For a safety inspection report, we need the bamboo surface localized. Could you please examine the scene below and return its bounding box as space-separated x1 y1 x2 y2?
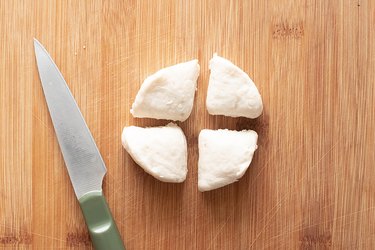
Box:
1 0 374 249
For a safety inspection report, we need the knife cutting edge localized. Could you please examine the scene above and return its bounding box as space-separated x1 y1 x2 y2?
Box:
33 38 125 250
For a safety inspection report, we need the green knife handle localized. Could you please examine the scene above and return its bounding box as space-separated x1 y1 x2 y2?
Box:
79 191 125 250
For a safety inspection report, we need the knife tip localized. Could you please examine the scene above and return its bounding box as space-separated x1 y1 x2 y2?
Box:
33 38 46 56
33 37 40 46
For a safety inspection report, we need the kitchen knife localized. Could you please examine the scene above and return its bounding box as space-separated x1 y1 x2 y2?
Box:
33 38 125 250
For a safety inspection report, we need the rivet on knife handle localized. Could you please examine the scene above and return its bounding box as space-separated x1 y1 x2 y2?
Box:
79 191 125 250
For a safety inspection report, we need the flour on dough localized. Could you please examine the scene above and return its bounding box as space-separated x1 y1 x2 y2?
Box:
206 54 263 118
131 60 200 121
198 129 258 191
122 123 188 183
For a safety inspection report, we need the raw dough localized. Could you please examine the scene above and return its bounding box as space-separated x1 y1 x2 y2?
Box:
206 54 263 118
131 60 200 121
122 123 188 183
198 129 258 191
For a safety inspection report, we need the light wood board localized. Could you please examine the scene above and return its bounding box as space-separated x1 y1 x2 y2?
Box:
1 0 375 249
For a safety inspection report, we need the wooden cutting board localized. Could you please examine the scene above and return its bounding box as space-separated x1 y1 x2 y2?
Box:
1 0 374 249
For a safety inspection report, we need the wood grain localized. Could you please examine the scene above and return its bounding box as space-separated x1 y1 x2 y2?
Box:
1 0 374 249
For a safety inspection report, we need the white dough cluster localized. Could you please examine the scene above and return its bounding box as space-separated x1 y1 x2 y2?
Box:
122 123 187 183
198 129 258 191
207 54 263 118
131 60 200 122
123 55 262 191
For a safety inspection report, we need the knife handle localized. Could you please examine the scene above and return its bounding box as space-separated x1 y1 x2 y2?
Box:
79 191 125 250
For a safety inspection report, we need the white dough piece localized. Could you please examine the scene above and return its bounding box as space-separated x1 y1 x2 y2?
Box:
122 123 188 183
206 54 263 118
131 60 200 121
198 129 258 191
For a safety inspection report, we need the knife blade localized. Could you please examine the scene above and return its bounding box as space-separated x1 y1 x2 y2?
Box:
34 38 125 250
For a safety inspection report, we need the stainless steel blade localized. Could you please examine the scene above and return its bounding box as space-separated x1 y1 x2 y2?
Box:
34 38 106 199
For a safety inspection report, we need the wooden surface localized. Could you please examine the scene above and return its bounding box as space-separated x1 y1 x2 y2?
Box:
1 0 374 249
